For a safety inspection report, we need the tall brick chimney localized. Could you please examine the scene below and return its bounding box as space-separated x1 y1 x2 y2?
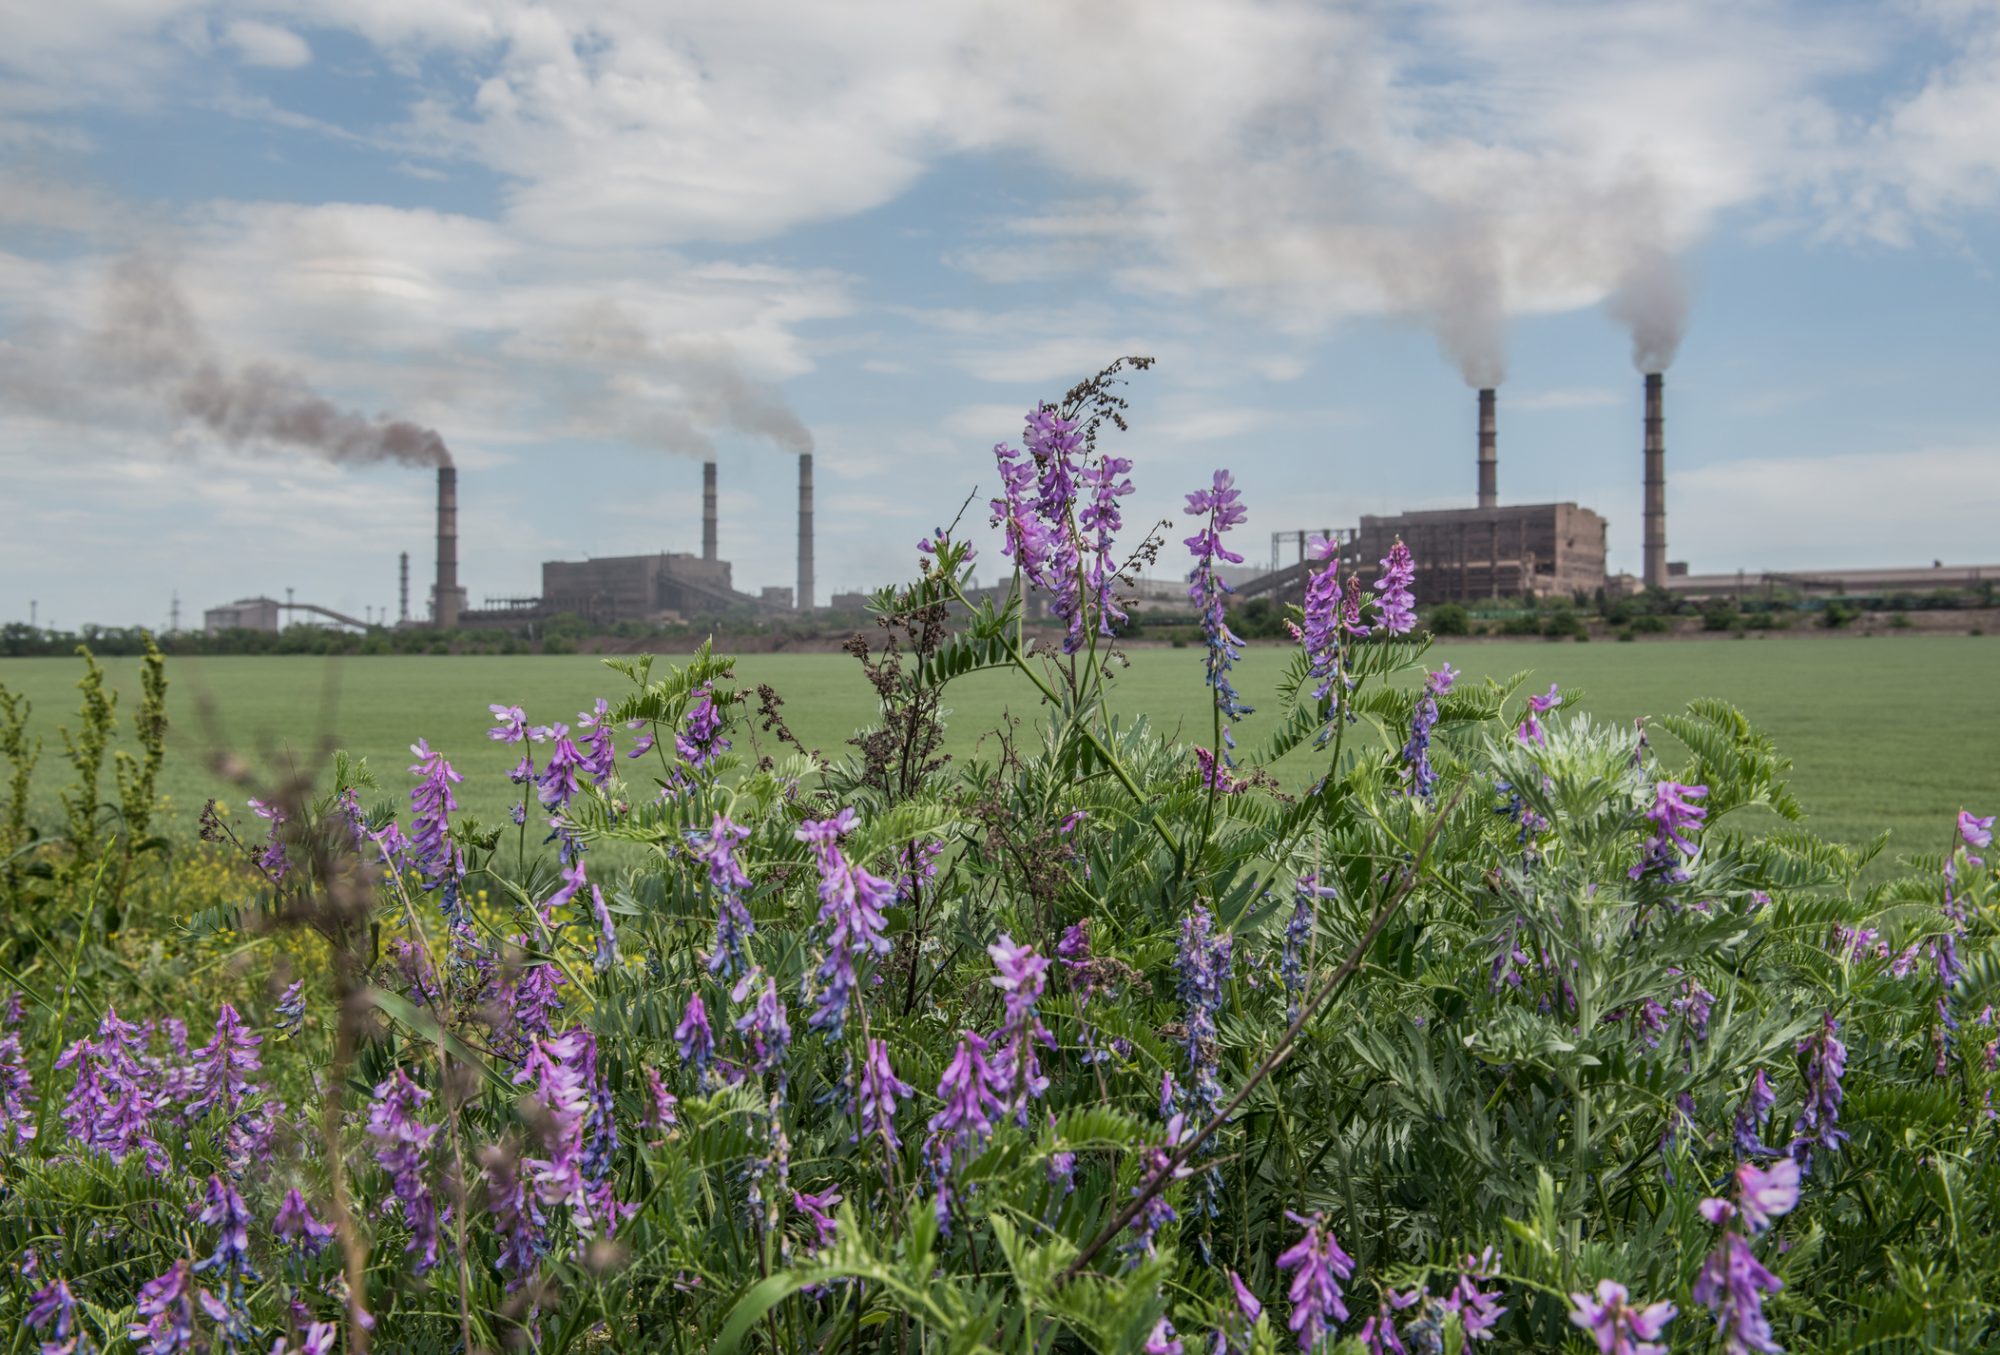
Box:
1643 372 1667 590
1477 387 1497 510
702 461 718 563
433 466 463 629
796 453 814 612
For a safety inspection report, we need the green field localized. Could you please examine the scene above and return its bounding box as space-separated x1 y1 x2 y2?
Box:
3 635 1996 869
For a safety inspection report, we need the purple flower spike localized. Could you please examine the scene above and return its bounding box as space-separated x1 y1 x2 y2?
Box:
675 994 715 1073
1733 1068 1778 1157
677 685 731 770
366 1068 440 1274
1790 1011 1848 1173
0 1028 36 1148
1960 809 1993 865
855 1037 914 1150
129 1259 202 1355
195 1174 254 1276
1144 1317 1185 1355
1692 1232 1783 1355
27 1278 80 1349
274 1187 335 1256
1630 781 1708 884
1277 1210 1355 1350
1567 1279 1676 1355
1184 469 1254 747
1373 538 1417 634
695 815 755 978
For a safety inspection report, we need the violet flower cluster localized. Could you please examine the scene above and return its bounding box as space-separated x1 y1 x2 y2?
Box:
797 809 895 1040
406 739 465 913
988 406 1130 654
1790 1011 1848 1173
1401 662 1457 799
693 813 755 978
1693 1158 1799 1355
1278 1209 1356 1350
1630 780 1708 884
1185 469 1253 762
1568 1279 1677 1355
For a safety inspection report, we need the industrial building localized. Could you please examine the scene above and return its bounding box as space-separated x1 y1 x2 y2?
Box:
457 455 810 627
1351 501 1608 604
203 597 281 633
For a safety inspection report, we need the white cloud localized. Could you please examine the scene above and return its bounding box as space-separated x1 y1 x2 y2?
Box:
224 19 312 68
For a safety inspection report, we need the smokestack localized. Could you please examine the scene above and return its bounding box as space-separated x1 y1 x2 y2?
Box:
1643 373 1667 590
434 466 462 629
399 552 409 623
797 453 814 612
1476 387 1497 510
702 461 718 562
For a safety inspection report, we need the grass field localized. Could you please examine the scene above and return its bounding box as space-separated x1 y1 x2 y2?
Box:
3 635 1996 872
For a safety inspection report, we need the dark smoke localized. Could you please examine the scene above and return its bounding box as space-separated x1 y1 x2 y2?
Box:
1607 245 1689 374
1 253 450 467
178 362 450 467
557 301 815 457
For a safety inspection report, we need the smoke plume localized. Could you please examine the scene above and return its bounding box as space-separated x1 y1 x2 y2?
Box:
1 253 450 467
556 301 815 457
1607 245 1690 374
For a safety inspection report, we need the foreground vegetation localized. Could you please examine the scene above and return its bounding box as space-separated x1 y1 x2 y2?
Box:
2 376 1995 1353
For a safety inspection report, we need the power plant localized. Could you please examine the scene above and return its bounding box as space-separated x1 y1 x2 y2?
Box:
204 455 814 633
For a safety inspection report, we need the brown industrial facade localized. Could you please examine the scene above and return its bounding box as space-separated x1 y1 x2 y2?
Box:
1352 502 1607 604
539 553 742 622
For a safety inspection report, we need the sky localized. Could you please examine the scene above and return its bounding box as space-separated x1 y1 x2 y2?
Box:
5 0 2000 630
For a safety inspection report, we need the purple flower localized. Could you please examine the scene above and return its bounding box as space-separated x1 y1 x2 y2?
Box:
27 1278 81 1351
195 1174 254 1276
1790 1011 1848 1173
1144 1317 1184 1355
481 1142 546 1284
406 738 465 902
1359 1288 1421 1355
1277 1210 1355 1350
793 1186 842 1255
854 1037 914 1150
1692 1232 1783 1355
1372 538 1417 634
1732 1157 1801 1235
1567 1279 1675 1355
0 1029 35 1148
515 1029 621 1237
1125 1116 1192 1257
185 1002 262 1123
1078 450 1135 645
677 685 730 770
273 981 305 1041
1630 781 1708 884
990 437 1055 585
1446 1247 1507 1341
366 1068 440 1273
273 1187 335 1256
1733 1068 1778 1157
488 704 530 743
248 796 289 881
644 1066 679 1134
1959 809 1993 864
798 813 896 1039
1185 470 1254 749
128 1259 202 1355
733 971 792 1076
988 934 1055 1119
576 698 618 782
927 1031 1006 1168
1230 1270 1263 1322
675 994 715 1073
1401 665 1453 799
694 815 755 978
1301 535 1349 740
535 723 586 810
